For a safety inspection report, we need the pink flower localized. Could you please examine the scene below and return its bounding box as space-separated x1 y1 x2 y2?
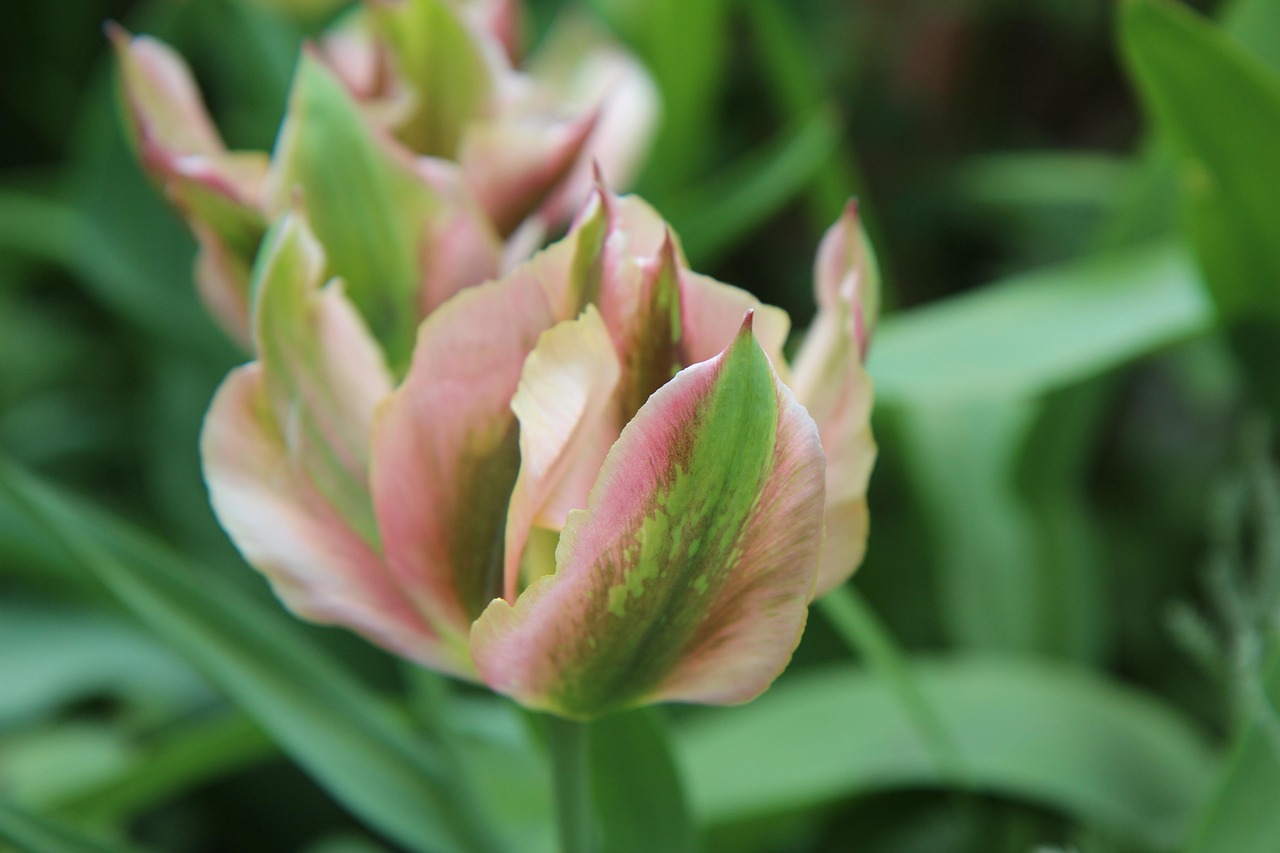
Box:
201 187 876 718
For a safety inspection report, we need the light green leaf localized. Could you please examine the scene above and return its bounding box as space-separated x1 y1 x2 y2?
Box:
1187 647 1280 853
676 659 1216 850
870 241 1211 404
0 600 209 727
1122 0 1280 321
0 456 499 853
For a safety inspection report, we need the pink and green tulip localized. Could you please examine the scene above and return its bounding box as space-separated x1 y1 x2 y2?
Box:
203 187 876 719
111 0 657 360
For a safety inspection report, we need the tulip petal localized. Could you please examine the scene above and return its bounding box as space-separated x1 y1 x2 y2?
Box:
471 315 827 719
460 108 599 237
251 214 394 544
370 239 581 635
503 306 621 601
791 205 879 596
204 216 467 672
111 27 268 341
202 365 466 674
270 53 498 369
372 0 496 158
680 270 792 380
814 200 880 357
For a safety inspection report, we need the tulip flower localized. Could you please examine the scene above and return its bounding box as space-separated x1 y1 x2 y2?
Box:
111 0 657 359
202 186 876 718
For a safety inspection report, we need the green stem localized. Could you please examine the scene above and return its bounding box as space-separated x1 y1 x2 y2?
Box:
818 585 972 787
547 715 594 853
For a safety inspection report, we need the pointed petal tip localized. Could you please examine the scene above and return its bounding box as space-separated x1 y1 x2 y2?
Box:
103 20 130 46
843 197 861 223
738 308 756 337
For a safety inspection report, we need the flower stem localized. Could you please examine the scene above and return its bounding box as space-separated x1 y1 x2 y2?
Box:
818 584 972 787
547 715 594 853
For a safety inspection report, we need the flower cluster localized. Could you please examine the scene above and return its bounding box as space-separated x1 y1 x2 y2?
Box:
112 0 656 362
116 0 876 720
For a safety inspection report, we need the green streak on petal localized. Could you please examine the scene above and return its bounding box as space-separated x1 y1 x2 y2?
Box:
253 217 385 548
617 237 684 421
272 55 437 370
374 0 494 158
551 327 778 715
451 422 521 619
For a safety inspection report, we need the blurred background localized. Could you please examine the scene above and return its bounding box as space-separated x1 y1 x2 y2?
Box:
2 0 1278 851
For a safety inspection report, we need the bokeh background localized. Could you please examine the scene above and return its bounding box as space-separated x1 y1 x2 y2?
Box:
3 0 1278 851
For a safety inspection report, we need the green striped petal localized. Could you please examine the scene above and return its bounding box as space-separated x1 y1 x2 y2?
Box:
269 53 499 371
791 205 878 595
471 315 827 719
203 214 469 673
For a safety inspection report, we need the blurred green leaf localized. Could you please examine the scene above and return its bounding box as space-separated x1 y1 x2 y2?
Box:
742 0 864 228
0 600 209 728
1188 648 1280 853
0 457 500 853
896 399 1043 653
2 723 136 810
0 797 134 853
590 709 697 853
677 659 1216 850
1122 0 1280 321
51 711 275 827
665 110 841 265
870 241 1210 403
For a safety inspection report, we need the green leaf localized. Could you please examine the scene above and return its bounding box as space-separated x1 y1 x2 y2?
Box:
870 241 1211 403
1121 0 1280 321
590 710 698 853
1188 647 1280 853
0 456 499 853
895 399 1044 653
0 797 134 853
51 711 275 826
0 600 209 727
676 659 1216 850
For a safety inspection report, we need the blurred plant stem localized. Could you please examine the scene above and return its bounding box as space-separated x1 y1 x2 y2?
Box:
818 585 973 787
547 715 594 853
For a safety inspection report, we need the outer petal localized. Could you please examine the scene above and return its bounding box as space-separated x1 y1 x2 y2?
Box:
202 365 464 674
503 306 621 601
790 205 879 596
471 316 827 719
204 214 469 673
111 27 268 341
251 215 394 541
814 200 880 357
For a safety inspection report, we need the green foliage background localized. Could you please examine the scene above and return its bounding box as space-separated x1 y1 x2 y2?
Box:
3 0 1280 850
